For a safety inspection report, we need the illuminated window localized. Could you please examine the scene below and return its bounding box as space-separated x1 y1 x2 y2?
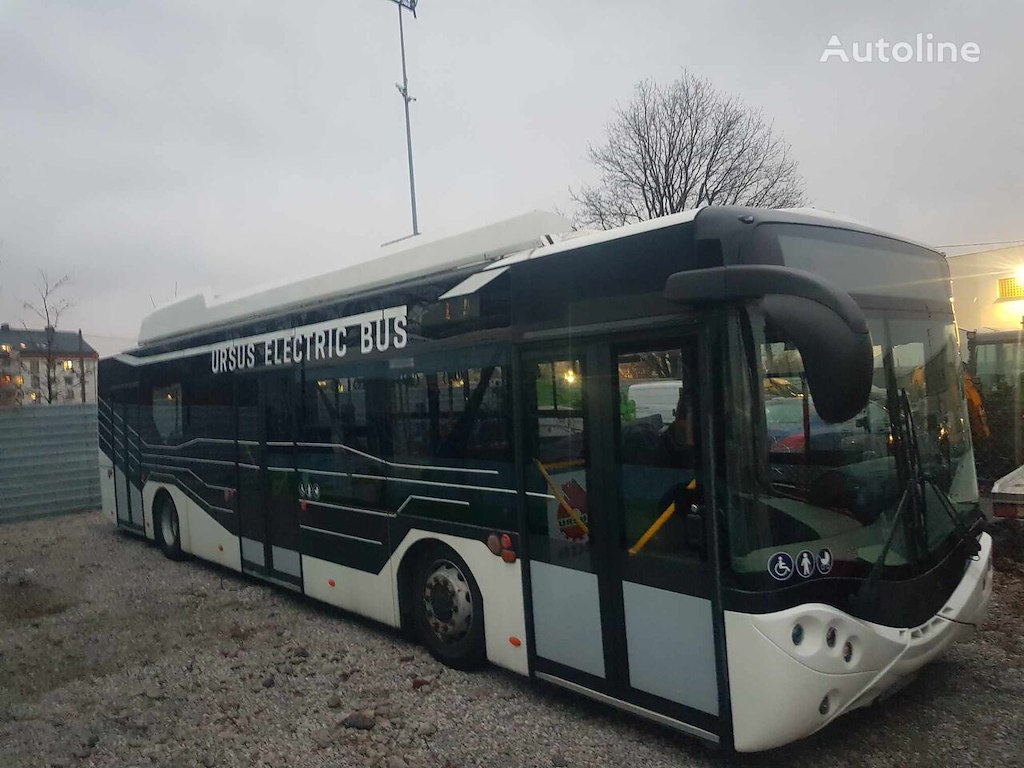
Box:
62 360 74 371
29 392 38 402
998 277 1024 300
0 344 10 353
152 384 182 440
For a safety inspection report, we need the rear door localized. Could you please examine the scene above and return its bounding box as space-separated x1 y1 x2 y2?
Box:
234 370 303 588
262 370 303 586
110 383 144 532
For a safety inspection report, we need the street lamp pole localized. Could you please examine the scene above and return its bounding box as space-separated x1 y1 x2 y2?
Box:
389 0 419 236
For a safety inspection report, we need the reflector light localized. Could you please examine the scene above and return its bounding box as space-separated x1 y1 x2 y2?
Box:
328 579 336 587
509 636 522 647
486 534 502 555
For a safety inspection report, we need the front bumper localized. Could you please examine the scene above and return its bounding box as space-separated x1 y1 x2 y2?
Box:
725 532 993 752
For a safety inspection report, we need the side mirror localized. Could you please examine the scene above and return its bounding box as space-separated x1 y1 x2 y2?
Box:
664 265 873 423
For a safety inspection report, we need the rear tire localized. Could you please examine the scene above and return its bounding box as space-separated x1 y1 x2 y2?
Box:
155 494 184 560
411 544 485 670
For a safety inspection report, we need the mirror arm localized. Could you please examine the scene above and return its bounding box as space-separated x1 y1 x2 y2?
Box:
663 265 867 336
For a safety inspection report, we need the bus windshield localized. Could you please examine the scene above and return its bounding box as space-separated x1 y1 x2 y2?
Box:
727 313 980 585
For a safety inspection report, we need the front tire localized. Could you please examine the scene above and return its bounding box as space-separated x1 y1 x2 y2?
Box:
155 494 184 560
411 544 485 670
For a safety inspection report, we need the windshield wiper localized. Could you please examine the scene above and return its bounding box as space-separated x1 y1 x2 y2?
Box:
853 389 927 608
854 389 982 611
923 478 982 557
852 479 919 608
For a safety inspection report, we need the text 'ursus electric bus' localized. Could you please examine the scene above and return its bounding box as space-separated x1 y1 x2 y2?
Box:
98 207 992 751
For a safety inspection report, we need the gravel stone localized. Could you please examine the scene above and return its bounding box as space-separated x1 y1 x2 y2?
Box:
342 711 377 730
1 511 1022 768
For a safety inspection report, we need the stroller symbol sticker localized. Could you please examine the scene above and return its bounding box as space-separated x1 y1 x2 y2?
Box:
817 548 834 575
768 552 794 581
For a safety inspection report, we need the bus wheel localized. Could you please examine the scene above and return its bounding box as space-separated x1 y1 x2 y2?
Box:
155 494 184 561
412 545 485 670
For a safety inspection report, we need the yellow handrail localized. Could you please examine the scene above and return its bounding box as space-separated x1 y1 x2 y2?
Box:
628 503 676 555
532 458 590 536
628 478 697 556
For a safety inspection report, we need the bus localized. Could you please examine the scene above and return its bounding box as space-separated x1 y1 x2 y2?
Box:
97 207 992 752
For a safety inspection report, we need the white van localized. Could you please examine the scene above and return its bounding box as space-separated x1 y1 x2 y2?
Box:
626 380 683 423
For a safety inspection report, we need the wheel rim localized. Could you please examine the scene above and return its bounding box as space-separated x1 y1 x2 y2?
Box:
422 559 473 645
160 503 177 546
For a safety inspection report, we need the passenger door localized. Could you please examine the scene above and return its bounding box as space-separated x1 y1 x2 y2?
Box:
519 331 723 743
235 370 303 588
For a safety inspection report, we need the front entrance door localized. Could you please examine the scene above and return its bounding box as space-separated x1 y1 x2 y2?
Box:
519 332 723 742
236 371 303 588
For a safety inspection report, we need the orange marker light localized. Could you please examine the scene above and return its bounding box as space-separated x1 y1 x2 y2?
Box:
328 579 336 587
509 636 522 647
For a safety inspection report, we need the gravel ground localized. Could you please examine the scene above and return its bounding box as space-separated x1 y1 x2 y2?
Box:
1 511 1022 768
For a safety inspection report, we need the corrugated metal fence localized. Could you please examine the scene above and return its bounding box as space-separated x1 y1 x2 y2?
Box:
0 404 100 523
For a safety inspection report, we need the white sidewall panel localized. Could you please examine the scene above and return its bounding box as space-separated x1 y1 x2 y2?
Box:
303 555 397 627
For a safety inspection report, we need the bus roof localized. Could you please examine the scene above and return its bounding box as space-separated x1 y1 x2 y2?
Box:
138 210 575 346
135 205 915 348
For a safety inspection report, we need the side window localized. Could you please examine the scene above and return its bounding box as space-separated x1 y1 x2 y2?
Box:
296 371 387 511
389 361 511 465
151 384 182 442
616 344 701 559
300 375 371 452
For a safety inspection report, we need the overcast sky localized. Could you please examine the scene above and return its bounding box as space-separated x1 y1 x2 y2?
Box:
1 1 1021 356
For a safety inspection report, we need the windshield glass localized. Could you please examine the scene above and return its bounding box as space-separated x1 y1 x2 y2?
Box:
725 311 979 583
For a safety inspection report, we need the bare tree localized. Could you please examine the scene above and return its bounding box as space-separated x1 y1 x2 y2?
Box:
22 270 75 404
572 72 806 228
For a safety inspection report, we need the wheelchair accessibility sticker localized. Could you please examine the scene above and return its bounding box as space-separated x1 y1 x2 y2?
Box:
768 552 794 581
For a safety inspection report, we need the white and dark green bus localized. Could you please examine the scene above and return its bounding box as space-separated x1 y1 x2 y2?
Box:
98 207 992 751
